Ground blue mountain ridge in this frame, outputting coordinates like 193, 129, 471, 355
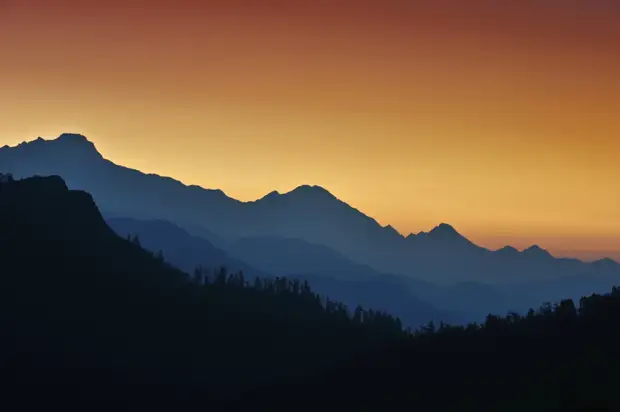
1, 133, 618, 320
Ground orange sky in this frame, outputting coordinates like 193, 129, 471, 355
1, 0, 619, 260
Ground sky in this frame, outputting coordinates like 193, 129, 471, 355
1, 0, 619, 260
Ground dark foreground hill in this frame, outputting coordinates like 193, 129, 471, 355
3, 175, 620, 411
254, 298, 620, 411
0, 175, 404, 406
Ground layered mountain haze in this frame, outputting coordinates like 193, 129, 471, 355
2, 134, 616, 286
1, 174, 409, 401
6, 174, 620, 410
106, 217, 265, 278
226, 235, 379, 281
5, 1, 620, 407
105, 216, 576, 325
107, 217, 460, 327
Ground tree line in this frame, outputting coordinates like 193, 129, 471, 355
132, 231, 620, 411
3, 176, 619, 411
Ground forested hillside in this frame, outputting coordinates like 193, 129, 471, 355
2, 175, 619, 411
249, 292, 620, 411
0, 175, 403, 404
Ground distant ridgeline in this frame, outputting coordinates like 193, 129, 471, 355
2, 176, 620, 410
1, 133, 617, 290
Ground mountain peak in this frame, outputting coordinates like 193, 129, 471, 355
289, 185, 335, 198
57, 133, 90, 143
384, 224, 401, 236
259, 190, 281, 200
0, 133, 104, 169
523, 245, 553, 258
429, 223, 460, 237
592, 257, 620, 267
52, 133, 102, 159
406, 223, 468, 243
497, 245, 519, 254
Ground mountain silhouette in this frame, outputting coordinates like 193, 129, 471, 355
0, 133, 238, 232
428, 223, 465, 238
522, 244, 554, 259
1, 134, 618, 286
107, 218, 459, 327
227, 236, 380, 281
5, 175, 620, 410
6, 175, 620, 411
1, 175, 408, 404
106, 217, 264, 277
103, 218, 568, 324
221, 235, 463, 325
496, 245, 520, 256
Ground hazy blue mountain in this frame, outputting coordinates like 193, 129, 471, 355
1, 174, 417, 397
106, 217, 265, 278
106, 217, 461, 327
105, 217, 620, 325
226, 236, 381, 281
1, 133, 618, 286
0, 134, 242, 239
104, 217, 569, 322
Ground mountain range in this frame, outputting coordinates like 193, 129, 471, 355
106, 217, 461, 327
1, 174, 408, 402
8, 174, 620, 410
1, 133, 618, 323
2, 134, 616, 282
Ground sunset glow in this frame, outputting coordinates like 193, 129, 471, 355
1, 0, 619, 260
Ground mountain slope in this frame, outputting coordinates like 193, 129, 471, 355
106, 217, 265, 277
0, 134, 243, 241
106, 218, 460, 327
102, 217, 562, 325
8, 177, 619, 411
257, 288, 620, 412
226, 235, 381, 281
1, 133, 618, 285
0, 175, 406, 403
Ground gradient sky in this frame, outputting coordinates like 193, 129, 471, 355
1, 0, 619, 260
